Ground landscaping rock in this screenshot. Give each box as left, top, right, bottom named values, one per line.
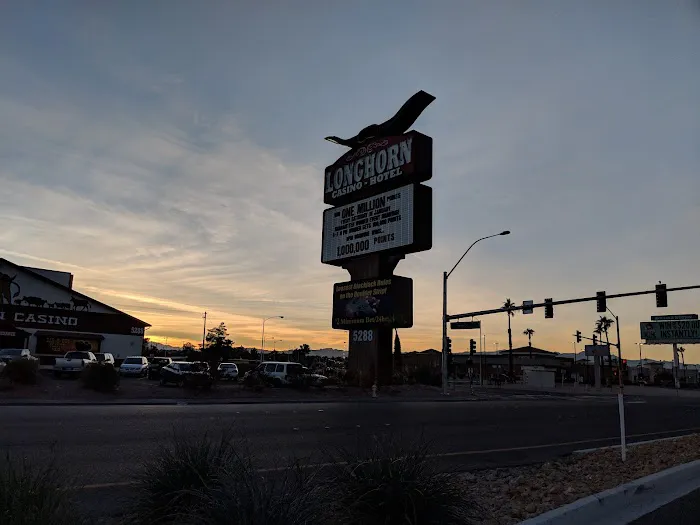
left=464, top=433, right=700, bottom=524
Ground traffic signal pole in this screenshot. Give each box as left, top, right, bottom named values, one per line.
left=442, top=271, right=448, bottom=395
left=448, top=284, right=700, bottom=321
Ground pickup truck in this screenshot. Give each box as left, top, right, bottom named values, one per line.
left=54, top=351, right=96, bottom=377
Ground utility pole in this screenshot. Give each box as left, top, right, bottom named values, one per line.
left=201, top=311, right=207, bottom=351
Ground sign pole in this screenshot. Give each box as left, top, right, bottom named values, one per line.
left=612, top=312, right=626, bottom=462
left=673, top=343, right=680, bottom=390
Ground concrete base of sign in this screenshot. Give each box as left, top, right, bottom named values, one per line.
left=342, top=254, right=404, bottom=387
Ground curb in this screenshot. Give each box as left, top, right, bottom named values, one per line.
left=572, top=432, right=700, bottom=455
left=0, top=395, right=488, bottom=407
left=517, top=459, right=700, bottom=525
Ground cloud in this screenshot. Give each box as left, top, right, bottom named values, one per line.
left=1, top=1, right=699, bottom=361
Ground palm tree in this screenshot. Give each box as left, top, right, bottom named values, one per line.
left=595, top=316, right=615, bottom=385
left=503, top=298, right=516, bottom=378
left=523, top=328, right=535, bottom=358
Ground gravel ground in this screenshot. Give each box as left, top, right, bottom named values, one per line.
left=466, top=433, right=700, bottom=524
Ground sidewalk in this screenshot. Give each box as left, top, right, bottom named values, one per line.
left=472, top=382, right=700, bottom=398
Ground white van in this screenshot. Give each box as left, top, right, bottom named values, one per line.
left=256, top=361, right=304, bottom=386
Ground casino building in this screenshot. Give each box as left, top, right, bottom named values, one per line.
left=0, top=258, right=150, bottom=364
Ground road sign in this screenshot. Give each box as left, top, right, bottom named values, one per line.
left=450, top=321, right=481, bottom=330
left=585, top=345, right=611, bottom=357
left=321, top=184, right=432, bottom=265
left=651, top=314, right=698, bottom=321
left=332, top=276, right=413, bottom=329
left=522, top=300, right=533, bottom=315
left=640, top=319, right=700, bottom=345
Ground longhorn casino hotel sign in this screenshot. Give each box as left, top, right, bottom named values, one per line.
left=323, top=131, right=432, bottom=206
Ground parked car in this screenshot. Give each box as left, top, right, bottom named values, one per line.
left=217, top=362, right=239, bottom=381
left=0, top=348, right=38, bottom=364
left=54, top=351, right=97, bottom=377
left=302, top=366, right=328, bottom=388
left=119, top=356, right=149, bottom=377
left=94, top=353, right=115, bottom=365
left=254, top=361, right=307, bottom=387
left=160, top=361, right=212, bottom=388
left=147, top=357, right=173, bottom=379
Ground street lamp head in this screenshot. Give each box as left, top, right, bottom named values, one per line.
left=280, top=316, right=284, bottom=319
left=500, top=230, right=511, bottom=236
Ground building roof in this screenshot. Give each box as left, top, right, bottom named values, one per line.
left=0, top=258, right=150, bottom=328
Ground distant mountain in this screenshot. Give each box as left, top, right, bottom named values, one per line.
left=313, top=348, right=348, bottom=358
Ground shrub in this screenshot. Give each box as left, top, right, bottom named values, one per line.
left=131, top=430, right=242, bottom=524
left=131, top=430, right=327, bottom=525
left=326, top=437, right=476, bottom=525
left=81, top=363, right=119, bottom=392
left=0, top=453, right=82, bottom=525
left=184, top=457, right=327, bottom=525
left=4, top=359, right=39, bottom=384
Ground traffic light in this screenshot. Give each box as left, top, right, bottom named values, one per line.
left=544, top=298, right=554, bottom=319
left=622, top=359, right=628, bottom=371
left=596, top=291, right=606, bottom=313
left=575, top=330, right=582, bottom=343
left=593, top=334, right=598, bottom=346
left=446, top=337, right=452, bottom=353
left=656, top=283, right=668, bottom=308
left=469, top=339, right=476, bottom=355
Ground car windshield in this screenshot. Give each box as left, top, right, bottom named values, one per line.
left=0, top=349, right=22, bottom=356
left=123, top=358, right=142, bottom=364
left=151, top=358, right=169, bottom=365
left=65, top=352, right=89, bottom=359
left=95, top=354, right=107, bottom=361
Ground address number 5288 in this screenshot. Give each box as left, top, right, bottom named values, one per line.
left=351, top=330, right=374, bottom=343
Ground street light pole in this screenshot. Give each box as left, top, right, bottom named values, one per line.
left=261, top=316, right=284, bottom=364
left=442, top=231, right=510, bottom=395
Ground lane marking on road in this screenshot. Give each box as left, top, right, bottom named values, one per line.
left=72, top=426, right=700, bottom=491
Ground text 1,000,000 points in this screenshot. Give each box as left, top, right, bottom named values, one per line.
left=337, top=239, right=370, bottom=257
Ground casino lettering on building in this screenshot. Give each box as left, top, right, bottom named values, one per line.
left=0, top=258, right=150, bottom=364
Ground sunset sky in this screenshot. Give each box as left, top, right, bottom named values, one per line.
left=1, top=1, right=698, bottom=360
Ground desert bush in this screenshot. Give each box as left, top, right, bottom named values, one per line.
left=130, top=430, right=327, bottom=525
left=0, top=453, right=82, bottom=525
left=326, top=437, right=476, bottom=525
left=183, top=458, right=326, bottom=525
left=4, top=359, right=39, bottom=384
left=130, top=430, right=242, bottom=524
left=81, top=363, right=119, bottom=392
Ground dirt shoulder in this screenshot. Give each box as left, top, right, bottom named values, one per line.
left=468, top=433, right=700, bottom=524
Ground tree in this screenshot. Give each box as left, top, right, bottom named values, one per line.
left=203, top=322, right=233, bottom=366
left=523, top=328, right=535, bottom=358
left=294, top=344, right=311, bottom=363
left=503, top=298, right=516, bottom=378
left=182, top=342, right=197, bottom=362
left=393, top=329, right=402, bottom=371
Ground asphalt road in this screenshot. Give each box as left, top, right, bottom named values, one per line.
left=3, top=395, right=700, bottom=516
